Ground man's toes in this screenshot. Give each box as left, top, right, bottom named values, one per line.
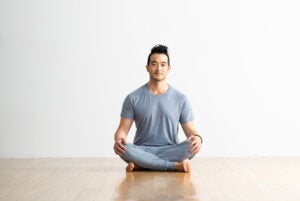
left=126, top=162, right=135, bottom=172
left=183, top=159, right=191, bottom=172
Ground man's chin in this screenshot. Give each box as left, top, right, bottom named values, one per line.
left=151, top=78, right=165, bottom=82
left=150, top=76, right=166, bottom=82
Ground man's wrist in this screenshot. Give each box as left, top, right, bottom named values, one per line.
left=190, top=134, right=203, bottom=144
left=115, top=137, right=123, bottom=142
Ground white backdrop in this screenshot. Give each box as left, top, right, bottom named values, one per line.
left=1, top=0, right=300, bottom=157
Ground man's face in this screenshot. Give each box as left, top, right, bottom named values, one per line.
left=146, top=53, right=171, bottom=82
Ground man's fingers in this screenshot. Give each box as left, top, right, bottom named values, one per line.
left=115, top=147, right=124, bottom=155
left=115, top=144, right=125, bottom=153
left=187, top=137, right=202, bottom=154
left=192, top=144, right=202, bottom=154
left=193, top=145, right=200, bottom=154
left=190, top=146, right=198, bottom=154
left=114, top=141, right=126, bottom=155
left=118, top=142, right=126, bottom=151
left=188, top=139, right=197, bottom=149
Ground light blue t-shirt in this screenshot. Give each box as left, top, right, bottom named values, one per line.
left=121, top=84, right=194, bottom=146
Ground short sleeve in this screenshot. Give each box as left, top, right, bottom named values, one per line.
left=120, top=95, right=135, bottom=119
left=179, top=96, right=194, bottom=124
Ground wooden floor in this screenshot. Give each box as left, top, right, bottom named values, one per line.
left=0, top=157, right=299, bottom=201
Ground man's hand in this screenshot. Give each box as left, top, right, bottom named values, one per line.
left=114, top=138, right=127, bottom=155
left=186, top=135, right=202, bottom=154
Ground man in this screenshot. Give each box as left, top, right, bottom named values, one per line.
left=113, top=45, right=202, bottom=172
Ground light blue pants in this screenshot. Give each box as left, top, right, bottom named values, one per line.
left=120, top=141, right=195, bottom=171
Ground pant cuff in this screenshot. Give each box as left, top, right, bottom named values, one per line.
left=166, top=161, right=175, bottom=171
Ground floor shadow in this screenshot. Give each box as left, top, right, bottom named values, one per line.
left=113, top=171, right=200, bottom=201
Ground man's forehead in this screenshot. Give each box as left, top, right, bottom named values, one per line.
left=150, top=54, right=168, bottom=63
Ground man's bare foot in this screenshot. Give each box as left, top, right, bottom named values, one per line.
left=126, top=162, right=141, bottom=172
left=174, top=159, right=191, bottom=172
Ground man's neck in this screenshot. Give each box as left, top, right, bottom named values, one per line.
left=147, top=81, right=169, bottom=95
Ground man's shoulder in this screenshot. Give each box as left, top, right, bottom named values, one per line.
left=125, top=84, right=147, bottom=99
left=169, top=85, right=188, bottom=100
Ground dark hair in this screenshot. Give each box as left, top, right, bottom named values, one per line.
left=147, top=44, right=170, bottom=66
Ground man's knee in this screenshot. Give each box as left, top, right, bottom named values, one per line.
left=180, top=140, right=196, bottom=160
left=120, top=143, right=135, bottom=161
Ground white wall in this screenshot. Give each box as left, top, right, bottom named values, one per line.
left=1, top=0, right=300, bottom=157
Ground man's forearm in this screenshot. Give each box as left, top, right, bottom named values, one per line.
left=114, top=130, right=127, bottom=141
left=185, top=129, right=199, bottom=137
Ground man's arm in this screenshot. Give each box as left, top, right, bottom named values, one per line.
left=181, top=121, right=202, bottom=154
left=113, top=118, right=134, bottom=155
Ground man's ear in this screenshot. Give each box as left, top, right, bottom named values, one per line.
left=146, top=65, right=149, bottom=72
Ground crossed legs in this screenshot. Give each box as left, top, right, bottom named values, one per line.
left=120, top=141, right=195, bottom=172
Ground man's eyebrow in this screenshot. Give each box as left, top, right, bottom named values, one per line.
left=151, top=61, right=167, bottom=64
